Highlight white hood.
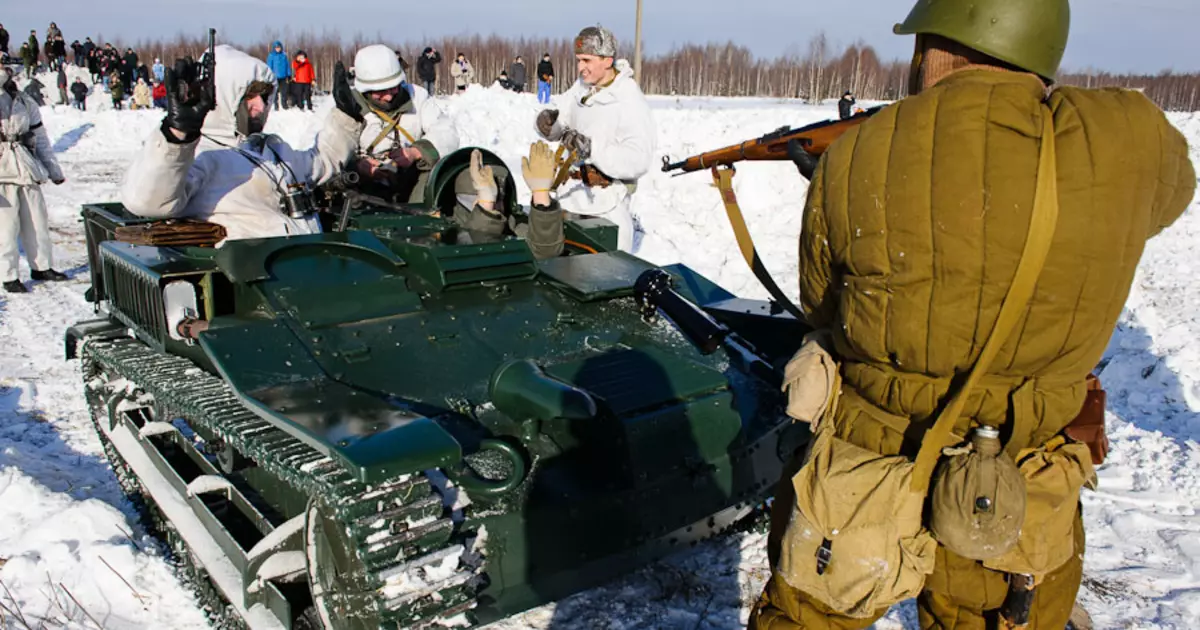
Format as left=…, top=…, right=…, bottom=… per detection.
left=202, top=45, right=276, bottom=146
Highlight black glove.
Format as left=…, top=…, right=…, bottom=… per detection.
left=536, top=109, right=559, bottom=139
left=560, top=128, right=592, bottom=160
left=161, top=58, right=213, bottom=143
left=332, top=61, right=362, bottom=122
left=787, top=138, right=820, bottom=180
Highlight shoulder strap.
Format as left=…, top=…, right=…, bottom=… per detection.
left=910, top=108, right=1059, bottom=493
left=364, top=102, right=417, bottom=156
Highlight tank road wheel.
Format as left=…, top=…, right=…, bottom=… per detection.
left=305, top=501, right=380, bottom=630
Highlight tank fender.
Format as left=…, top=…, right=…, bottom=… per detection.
left=64, top=318, right=128, bottom=360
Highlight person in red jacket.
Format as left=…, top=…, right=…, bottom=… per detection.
left=151, top=79, right=167, bottom=108
left=291, top=50, right=315, bottom=111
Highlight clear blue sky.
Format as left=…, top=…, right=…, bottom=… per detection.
left=4, top=0, right=1195, bottom=74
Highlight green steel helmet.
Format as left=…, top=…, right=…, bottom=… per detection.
left=894, top=0, right=1071, bottom=81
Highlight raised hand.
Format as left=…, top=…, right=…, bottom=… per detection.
left=162, top=57, right=214, bottom=142
left=469, top=149, right=498, bottom=204
left=332, top=61, right=362, bottom=122
left=521, top=140, right=555, bottom=193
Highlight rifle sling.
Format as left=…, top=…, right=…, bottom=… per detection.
left=552, top=144, right=577, bottom=190
left=710, top=166, right=805, bottom=321
left=909, top=109, right=1059, bottom=493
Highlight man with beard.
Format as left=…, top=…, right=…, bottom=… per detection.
left=0, top=66, right=68, bottom=293
left=350, top=44, right=458, bottom=203
left=120, top=45, right=365, bottom=241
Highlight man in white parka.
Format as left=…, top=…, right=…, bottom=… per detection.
left=121, top=45, right=365, bottom=242
left=351, top=44, right=459, bottom=204
left=0, top=65, right=68, bottom=293
left=535, top=26, right=655, bottom=252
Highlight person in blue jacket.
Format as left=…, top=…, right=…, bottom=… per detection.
left=265, top=41, right=292, bottom=110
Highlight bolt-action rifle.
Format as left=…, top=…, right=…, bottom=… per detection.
left=661, top=105, right=882, bottom=174
left=659, top=104, right=883, bottom=321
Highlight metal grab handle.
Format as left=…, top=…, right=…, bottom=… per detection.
left=448, top=439, right=528, bottom=496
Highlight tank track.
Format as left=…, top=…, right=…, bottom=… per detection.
left=80, top=335, right=486, bottom=629
left=88, top=395, right=251, bottom=629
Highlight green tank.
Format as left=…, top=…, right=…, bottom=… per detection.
left=65, top=148, right=811, bottom=629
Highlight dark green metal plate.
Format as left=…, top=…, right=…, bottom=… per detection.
left=199, top=320, right=462, bottom=482
left=537, top=252, right=659, bottom=301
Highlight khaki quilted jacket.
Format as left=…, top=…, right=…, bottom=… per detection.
left=800, top=69, right=1195, bottom=453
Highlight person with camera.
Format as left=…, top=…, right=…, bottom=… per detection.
left=0, top=66, right=68, bottom=293
left=120, top=45, right=365, bottom=242
left=450, top=52, right=475, bottom=93
left=416, top=47, right=442, bottom=96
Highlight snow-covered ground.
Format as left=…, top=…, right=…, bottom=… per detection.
left=0, top=64, right=1197, bottom=629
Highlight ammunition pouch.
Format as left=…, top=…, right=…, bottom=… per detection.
left=115, top=219, right=227, bottom=247
left=982, top=435, right=1095, bottom=576
left=569, top=164, right=615, bottom=188
left=781, top=329, right=840, bottom=427
left=1063, top=373, right=1108, bottom=465
left=776, top=417, right=937, bottom=618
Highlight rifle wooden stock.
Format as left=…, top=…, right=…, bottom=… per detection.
left=662, top=105, right=882, bottom=173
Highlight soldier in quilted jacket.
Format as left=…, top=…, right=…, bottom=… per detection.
left=750, top=0, right=1195, bottom=628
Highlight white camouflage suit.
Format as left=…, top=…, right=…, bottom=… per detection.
left=0, top=81, right=64, bottom=283
left=539, top=59, right=655, bottom=251
left=121, top=45, right=362, bottom=242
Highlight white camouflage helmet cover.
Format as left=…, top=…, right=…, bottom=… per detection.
left=354, top=44, right=406, bottom=92
left=204, top=45, right=276, bottom=144
left=574, top=26, right=617, bottom=58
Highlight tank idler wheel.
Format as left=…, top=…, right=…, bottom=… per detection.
left=305, top=501, right=379, bottom=630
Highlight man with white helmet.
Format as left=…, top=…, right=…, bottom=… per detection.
left=121, top=45, right=365, bottom=241
left=534, top=25, right=655, bottom=252
left=0, top=65, right=68, bottom=293
left=351, top=43, right=459, bottom=204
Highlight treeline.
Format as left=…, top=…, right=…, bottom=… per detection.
left=90, top=31, right=1200, bottom=111
left=1058, top=70, right=1200, bottom=112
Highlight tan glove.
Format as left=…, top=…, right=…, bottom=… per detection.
left=522, top=140, right=556, bottom=194
left=469, top=149, right=498, bottom=203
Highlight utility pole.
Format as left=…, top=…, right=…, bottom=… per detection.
left=634, top=0, right=644, bottom=80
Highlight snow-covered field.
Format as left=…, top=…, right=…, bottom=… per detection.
left=0, top=64, right=1197, bottom=629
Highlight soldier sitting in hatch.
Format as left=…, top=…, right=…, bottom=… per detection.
left=453, top=141, right=564, bottom=260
